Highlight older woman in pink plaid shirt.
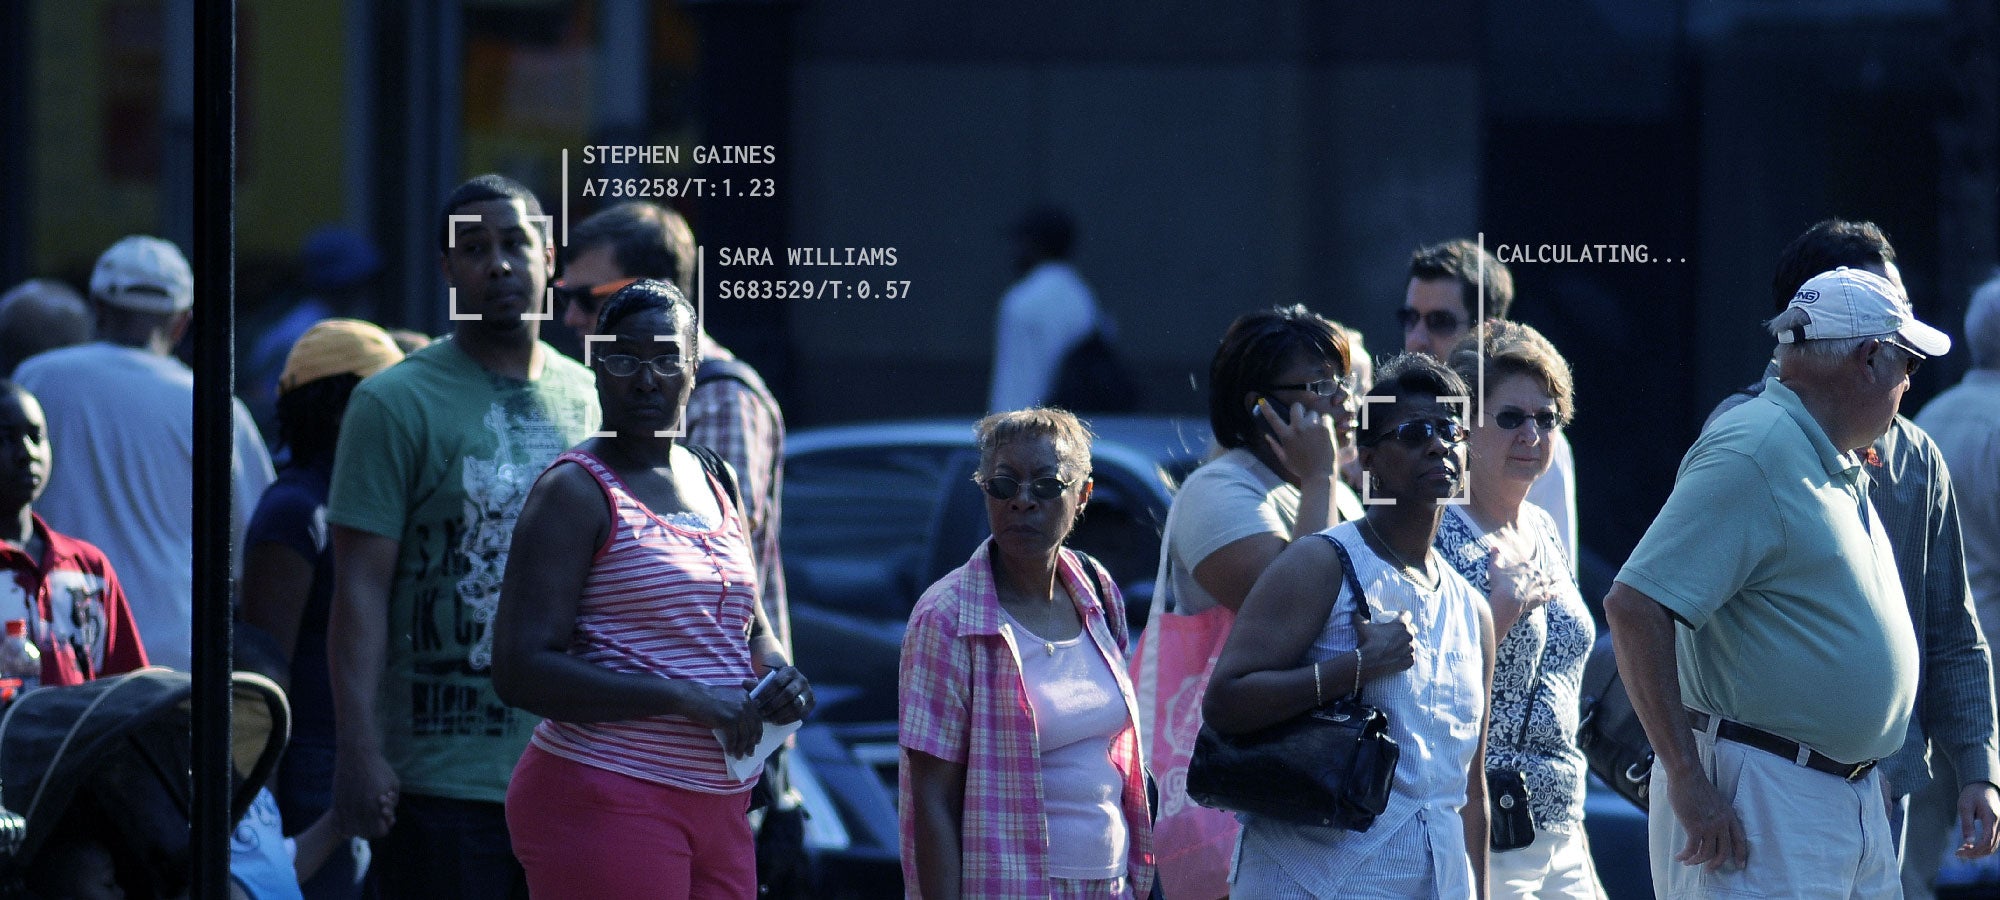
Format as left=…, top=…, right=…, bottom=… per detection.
left=898, top=408, right=1155, bottom=900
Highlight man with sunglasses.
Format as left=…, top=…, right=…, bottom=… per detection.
left=560, top=201, right=790, bottom=653
left=1400, top=238, right=1579, bottom=573
left=1702, top=220, right=2000, bottom=899
left=1608, top=264, right=1962, bottom=898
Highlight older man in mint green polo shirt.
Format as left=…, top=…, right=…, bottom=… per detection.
left=1606, top=266, right=1951, bottom=898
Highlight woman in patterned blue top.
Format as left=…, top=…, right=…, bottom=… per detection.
left=1437, top=320, right=1603, bottom=898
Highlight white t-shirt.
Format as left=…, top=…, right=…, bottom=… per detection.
left=16, top=342, right=276, bottom=671
left=987, top=261, right=1099, bottom=412
left=1003, top=603, right=1130, bottom=880
left=1165, top=449, right=1299, bottom=615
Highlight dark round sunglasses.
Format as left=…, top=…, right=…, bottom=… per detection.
left=977, top=475, right=1073, bottom=501
left=554, top=276, right=640, bottom=317
left=1362, top=418, right=1469, bottom=448
left=1493, top=409, right=1561, bottom=431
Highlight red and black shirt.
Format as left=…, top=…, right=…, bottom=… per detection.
left=0, top=514, right=147, bottom=685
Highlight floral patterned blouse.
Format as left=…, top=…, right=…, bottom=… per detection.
left=1435, top=503, right=1595, bottom=834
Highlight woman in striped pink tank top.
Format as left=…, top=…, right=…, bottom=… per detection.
left=492, top=280, right=813, bottom=899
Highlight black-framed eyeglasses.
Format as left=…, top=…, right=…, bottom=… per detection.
left=976, top=475, right=1073, bottom=501
left=596, top=353, right=685, bottom=378
left=1877, top=337, right=1926, bottom=376
left=1493, top=409, right=1562, bottom=431
left=1264, top=378, right=1352, bottom=401
left=1396, top=308, right=1463, bottom=333
left=554, top=276, right=640, bottom=316
left=1362, top=418, right=1469, bottom=448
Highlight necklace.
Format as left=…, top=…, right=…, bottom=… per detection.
left=1364, top=516, right=1436, bottom=591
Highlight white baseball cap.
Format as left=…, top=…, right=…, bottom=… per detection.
left=1778, top=266, right=1951, bottom=358
left=90, top=235, right=193, bottom=314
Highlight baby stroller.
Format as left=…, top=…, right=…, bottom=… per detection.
left=0, top=667, right=288, bottom=898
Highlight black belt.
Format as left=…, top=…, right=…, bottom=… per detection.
left=1685, top=708, right=1877, bottom=782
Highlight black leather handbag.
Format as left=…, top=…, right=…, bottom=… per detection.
left=1186, top=538, right=1399, bottom=832
left=1577, top=633, right=1653, bottom=810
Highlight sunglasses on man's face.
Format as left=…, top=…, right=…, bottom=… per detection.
left=1877, top=337, right=1926, bottom=377
left=1493, top=409, right=1561, bottom=431
left=977, top=475, right=1073, bottom=501
left=1396, top=308, right=1463, bottom=333
left=1364, top=418, right=1469, bottom=448
left=554, top=276, right=640, bottom=317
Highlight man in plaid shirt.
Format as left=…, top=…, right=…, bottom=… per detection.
left=558, top=202, right=790, bottom=649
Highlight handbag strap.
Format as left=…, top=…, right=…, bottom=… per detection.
left=1134, top=496, right=1179, bottom=722
left=1320, top=533, right=1375, bottom=703
left=1069, top=549, right=1125, bottom=653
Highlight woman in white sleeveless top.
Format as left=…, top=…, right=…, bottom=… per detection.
left=1206, top=353, right=1519, bottom=900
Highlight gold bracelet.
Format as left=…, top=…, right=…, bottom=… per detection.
left=1313, top=659, right=1323, bottom=707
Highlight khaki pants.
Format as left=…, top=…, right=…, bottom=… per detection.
left=1650, top=727, right=1901, bottom=899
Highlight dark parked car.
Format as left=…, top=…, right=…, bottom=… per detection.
left=778, top=416, right=1651, bottom=898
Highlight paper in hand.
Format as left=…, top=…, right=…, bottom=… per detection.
left=714, top=719, right=802, bottom=781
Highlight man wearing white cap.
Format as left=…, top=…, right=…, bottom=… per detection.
left=1606, top=266, right=1952, bottom=897
left=1707, top=221, right=2000, bottom=899
left=14, top=235, right=276, bottom=672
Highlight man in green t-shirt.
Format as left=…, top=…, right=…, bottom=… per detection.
left=1606, top=266, right=1949, bottom=897
left=326, top=174, right=599, bottom=899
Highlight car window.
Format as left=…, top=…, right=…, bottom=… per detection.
left=783, top=444, right=961, bottom=620
left=1065, top=463, right=1166, bottom=633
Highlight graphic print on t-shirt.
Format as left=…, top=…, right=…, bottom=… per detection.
left=2, top=570, right=109, bottom=678
left=458, top=401, right=587, bottom=673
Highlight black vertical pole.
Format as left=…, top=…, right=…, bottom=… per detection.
left=0, top=1, right=29, bottom=287
left=190, top=0, right=236, bottom=895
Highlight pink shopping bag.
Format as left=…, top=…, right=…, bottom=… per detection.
left=1131, top=603, right=1238, bottom=900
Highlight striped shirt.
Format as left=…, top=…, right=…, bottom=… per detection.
left=530, top=449, right=762, bottom=795
left=897, top=542, right=1155, bottom=899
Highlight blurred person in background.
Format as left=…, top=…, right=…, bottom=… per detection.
left=1205, top=352, right=1498, bottom=899
left=326, top=175, right=599, bottom=899
left=900, top=408, right=1153, bottom=899
left=1440, top=321, right=1604, bottom=898
left=242, top=318, right=406, bottom=899
left=1336, top=322, right=1373, bottom=501
left=0, top=379, right=147, bottom=685
left=493, top=280, right=811, bottom=899
left=1709, top=221, right=2000, bottom=899
left=0, top=278, right=92, bottom=376
left=1135, top=304, right=1354, bottom=898
left=1399, top=239, right=1576, bottom=571
left=988, top=207, right=1103, bottom=413
left=1913, top=269, right=2000, bottom=896
left=15, top=235, right=275, bottom=672
left=245, top=227, right=387, bottom=438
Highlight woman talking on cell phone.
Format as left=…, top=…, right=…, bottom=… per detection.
left=491, top=279, right=812, bottom=900
left=1132, top=305, right=1359, bottom=898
